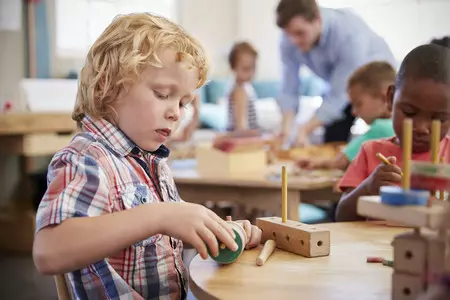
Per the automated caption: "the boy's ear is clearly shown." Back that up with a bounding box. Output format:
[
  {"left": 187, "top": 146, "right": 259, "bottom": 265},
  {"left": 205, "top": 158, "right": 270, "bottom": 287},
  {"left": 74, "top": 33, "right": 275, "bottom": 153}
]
[{"left": 386, "top": 85, "right": 395, "bottom": 112}]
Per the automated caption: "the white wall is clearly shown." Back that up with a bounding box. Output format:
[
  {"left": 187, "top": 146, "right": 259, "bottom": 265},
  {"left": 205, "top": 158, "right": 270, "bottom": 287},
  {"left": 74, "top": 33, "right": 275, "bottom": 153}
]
[
  {"left": 237, "top": 0, "right": 450, "bottom": 80},
  {"left": 48, "top": 0, "right": 239, "bottom": 78},
  {"left": 179, "top": 0, "right": 238, "bottom": 78}
]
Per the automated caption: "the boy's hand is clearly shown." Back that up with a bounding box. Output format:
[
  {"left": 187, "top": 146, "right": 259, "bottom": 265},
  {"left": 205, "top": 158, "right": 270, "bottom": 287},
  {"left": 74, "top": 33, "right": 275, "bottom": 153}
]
[
  {"left": 363, "top": 156, "right": 402, "bottom": 195},
  {"left": 159, "top": 203, "right": 238, "bottom": 260},
  {"left": 234, "top": 220, "right": 262, "bottom": 249}
]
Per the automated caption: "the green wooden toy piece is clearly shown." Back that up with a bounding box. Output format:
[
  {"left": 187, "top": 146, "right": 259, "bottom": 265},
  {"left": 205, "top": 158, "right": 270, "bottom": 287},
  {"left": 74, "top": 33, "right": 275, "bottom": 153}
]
[{"left": 207, "top": 222, "right": 247, "bottom": 264}]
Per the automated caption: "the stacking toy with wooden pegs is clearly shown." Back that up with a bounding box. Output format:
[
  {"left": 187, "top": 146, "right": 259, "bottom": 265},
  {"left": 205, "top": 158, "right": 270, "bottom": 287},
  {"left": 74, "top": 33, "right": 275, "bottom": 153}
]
[
  {"left": 207, "top": 216, "right": 248, "bottom": 264},
  {"left": 409, "top": 120, "right": 450, "bottom": 199},
  {"left": 356, "top": 119, "right": 450, "bottom": 300},
  {"left": 255, "top": 166, "right": 330, "bottom": 263},
  {"left": 380, "top": 119, "right": 430, "bottom": 206}
]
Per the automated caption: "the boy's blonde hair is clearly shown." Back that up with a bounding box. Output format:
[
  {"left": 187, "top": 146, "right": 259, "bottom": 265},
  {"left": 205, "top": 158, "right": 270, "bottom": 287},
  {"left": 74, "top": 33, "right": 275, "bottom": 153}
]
[
  {"left": 348, "top": 61, "right": 396, "bottom": 96},
  {"left": 73, "top": 13, "right": 209, "bottom": 123}
]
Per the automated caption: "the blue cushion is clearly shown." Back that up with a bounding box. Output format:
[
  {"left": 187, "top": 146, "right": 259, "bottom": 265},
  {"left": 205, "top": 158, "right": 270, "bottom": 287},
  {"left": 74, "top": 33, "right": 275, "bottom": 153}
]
[
  {"left": 298, "top": 203, "right": 327, "bottom": 224},
  {"left": 252, "top": 80, "right": 280, "bottom": 99},
  {"left": 205, "top": 80, "right": 229, "bottom": 104},
  {"left": 300, "top": 74, "right": 328, "bottom": 96},
  {"left": 197, "top": 86, "right": 207, "bottom": 103},
  {"left": 199, "top": 104, "right": 227, "bottom": 130}
]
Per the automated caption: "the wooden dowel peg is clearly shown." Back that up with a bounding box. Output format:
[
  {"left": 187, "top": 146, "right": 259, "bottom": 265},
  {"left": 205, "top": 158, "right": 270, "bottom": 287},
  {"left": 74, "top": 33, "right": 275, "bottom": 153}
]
[
  {"left": 440, "top": 157, "right": 445, "bottom": 200},
  {"left": 256, "top": 239, "right": 276, "bottom": 266},
  {"left": 402, "top": 119, "right": 412, "bottom": 191},
  {"left": 281, "top": 166, "right": 287, "bottom": 223}
]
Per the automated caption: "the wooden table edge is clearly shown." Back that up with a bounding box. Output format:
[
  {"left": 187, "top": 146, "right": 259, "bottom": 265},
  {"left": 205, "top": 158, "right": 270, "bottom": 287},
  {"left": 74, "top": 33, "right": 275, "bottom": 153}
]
[{"left": 189, "top": 272, "right": 219, "bottom": 300}]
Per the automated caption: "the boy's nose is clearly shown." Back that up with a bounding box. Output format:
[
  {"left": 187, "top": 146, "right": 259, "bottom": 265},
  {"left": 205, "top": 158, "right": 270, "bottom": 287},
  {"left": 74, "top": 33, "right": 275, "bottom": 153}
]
[
  {"left": 166, "top": 105, "right": 180, "bottom": 121},
  {"left": 413, "top": 118, "right": 430, "bottom": 135}
]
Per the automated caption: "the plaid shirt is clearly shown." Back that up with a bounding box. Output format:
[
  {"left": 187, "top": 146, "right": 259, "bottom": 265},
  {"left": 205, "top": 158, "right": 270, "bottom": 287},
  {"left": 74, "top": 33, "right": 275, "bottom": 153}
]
[{"left": 36, "top": 115, "right": 187, "bottom": 300}]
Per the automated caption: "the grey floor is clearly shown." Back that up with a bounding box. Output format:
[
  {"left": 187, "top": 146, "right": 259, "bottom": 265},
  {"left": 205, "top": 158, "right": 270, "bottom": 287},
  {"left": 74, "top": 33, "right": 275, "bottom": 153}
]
[{"left": 0, "top": 249, "right": 198, "bottom": 300}]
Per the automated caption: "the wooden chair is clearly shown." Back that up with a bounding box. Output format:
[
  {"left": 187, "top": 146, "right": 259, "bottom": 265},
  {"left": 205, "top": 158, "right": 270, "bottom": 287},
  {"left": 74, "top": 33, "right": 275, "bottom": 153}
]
[{"left": 54, "top": 274, "right": 71, "bottom": 300}]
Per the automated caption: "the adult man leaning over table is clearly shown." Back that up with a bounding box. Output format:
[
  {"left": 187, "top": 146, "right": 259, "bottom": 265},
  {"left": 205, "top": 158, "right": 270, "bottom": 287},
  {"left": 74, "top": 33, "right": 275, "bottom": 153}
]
[{"left": 275, "top": 0, "right": 397, "bottom": 147}]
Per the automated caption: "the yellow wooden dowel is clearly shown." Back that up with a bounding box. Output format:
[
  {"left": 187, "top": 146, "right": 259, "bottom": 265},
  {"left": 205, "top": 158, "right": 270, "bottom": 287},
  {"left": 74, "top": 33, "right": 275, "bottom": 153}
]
[
  {"left": 281, "top": 166, "right": 287, "bottom": 223},
  {"left": 402, "top": 119, "right": 412, "bottom": 190},
  {"left": 440, "top": 157, "right": 445, "bottom": 201},
  {"left": 431, "top": 120, "right": 441, "bottom": 197},
  {"left": 431, "top": 120, "right": 441, "bottom": 164}
]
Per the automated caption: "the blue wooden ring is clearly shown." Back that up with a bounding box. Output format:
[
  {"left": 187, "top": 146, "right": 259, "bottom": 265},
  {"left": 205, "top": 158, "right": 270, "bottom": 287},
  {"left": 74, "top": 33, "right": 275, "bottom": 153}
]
[{"left": 380, "top": 186, "right": 429, "bottom": 206}]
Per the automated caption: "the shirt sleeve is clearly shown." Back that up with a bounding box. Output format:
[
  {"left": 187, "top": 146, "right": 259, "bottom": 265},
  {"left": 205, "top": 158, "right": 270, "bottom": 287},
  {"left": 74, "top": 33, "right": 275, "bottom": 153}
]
[
  {"left": 343, "top": 126, "right": 377, "bottom": 161},
  {"left": 314, "top": 36, "right": 369, "bottom": 125},
  {"left": 343, "top": 121, "right": 395, "bottom": 161},
  {"left": 36, "top": 151, "right": 112, "bottom": 233},
  {"left": 276, "top": 34, "right": 302, "bottom": 114},
  {"left": 338, "top": 143, "right": 370, "bottom": 191}
]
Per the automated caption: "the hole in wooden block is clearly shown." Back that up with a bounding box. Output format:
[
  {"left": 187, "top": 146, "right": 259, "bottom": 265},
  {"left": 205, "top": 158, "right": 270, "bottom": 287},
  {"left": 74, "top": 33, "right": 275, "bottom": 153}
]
[
  {"left": 300, "top": 240, "right": 304, "bottom": 246},
  {"left": 285, "top": 235, "right": 290, "bottom": 242},
  {"left": 272, "top": 232, "right": 277, "bottom": 239},
  {"left": 317, "top": 241, "right": 323, "bottom": 247},
  {"left": 405, "top": 250, "right": 413, "bottom": 260},
  {"left": 403, "top": 287, "right": 411, "bottom": 296}
]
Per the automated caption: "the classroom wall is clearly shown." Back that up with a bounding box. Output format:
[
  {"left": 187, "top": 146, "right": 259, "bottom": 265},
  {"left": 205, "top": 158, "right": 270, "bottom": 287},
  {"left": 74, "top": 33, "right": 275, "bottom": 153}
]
[
  {"left": 0, "top": 17, "right": 25, "bottom": 205},
  {"left": 48, "top": 0, "right": 239, "bottom": 79}
]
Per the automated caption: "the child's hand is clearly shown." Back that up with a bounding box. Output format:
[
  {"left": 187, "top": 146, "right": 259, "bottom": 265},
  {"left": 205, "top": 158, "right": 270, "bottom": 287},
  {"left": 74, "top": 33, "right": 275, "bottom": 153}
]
[
  {"left": 234, "top": 220, "right": 262, "bottom": 249},
  {"left": 159, "top": 203, "right": 238, "bottom": 260},
  {"left": 363, "top": 156, "right": 402, "bottom": 195}
]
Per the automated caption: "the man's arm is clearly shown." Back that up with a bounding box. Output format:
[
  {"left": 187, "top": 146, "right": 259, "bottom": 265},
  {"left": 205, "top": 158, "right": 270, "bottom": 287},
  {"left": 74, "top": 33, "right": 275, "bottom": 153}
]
[
  {"left": 299, "top": 36, "right": 369, "bottom": 137},
  {"left": 276, "top": 35, "right": 301, "bottom": 141}
]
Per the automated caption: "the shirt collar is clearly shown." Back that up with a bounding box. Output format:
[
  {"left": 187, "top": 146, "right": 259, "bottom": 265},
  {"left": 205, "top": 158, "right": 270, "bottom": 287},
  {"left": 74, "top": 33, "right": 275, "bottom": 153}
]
[{"left": 80, "top": 114, "right": 170, "bottom": 159}]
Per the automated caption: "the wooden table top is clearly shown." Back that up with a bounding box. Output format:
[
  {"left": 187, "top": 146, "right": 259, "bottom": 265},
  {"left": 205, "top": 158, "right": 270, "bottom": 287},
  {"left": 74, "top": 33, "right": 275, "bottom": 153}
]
[
  {"left": 189, "top": 221, "right": 409, "bottom": 300},
  {"left": 170, "top": 159, "right": 339, "bottom": 191},
  {"left": 0, "top": 113, "right": 76, "bottom": 135}
]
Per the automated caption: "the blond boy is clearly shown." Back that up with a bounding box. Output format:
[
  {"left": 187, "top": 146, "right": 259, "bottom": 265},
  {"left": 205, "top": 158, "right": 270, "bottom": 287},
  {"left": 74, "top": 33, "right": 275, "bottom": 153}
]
[{"left": 33, "top": 13, "right": 261, "bottom": 299}]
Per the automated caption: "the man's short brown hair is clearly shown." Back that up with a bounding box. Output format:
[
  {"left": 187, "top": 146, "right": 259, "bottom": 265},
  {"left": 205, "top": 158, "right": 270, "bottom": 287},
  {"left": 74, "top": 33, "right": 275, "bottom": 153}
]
[
  {"left": 228, "top": 41, "right": 258, "bottom": 69},
  {"left": 348, "top": 61, "right": 396, "bottom": 96},
  {"left": 276, "top": 0, "right": 319, "bottom": 28}
]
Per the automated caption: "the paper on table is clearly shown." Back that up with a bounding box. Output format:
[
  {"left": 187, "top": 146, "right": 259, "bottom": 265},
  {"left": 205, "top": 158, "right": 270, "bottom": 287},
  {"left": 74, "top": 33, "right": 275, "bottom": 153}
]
[{"left": 20, "top": 79, "right": 78, "bottom": 112}]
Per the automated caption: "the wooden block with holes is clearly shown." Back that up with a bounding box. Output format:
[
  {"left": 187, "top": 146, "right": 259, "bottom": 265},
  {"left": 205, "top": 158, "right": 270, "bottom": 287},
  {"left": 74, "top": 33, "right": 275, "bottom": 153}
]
[
  {"left": 427, "top": 234, "right": 447, "bottom": 275},
  {"left": 392, "top": 232, "right": 427, "bottom": 275},
  {"left": 256, "top": 217, "right": 330, "bottom": 258},
  {"left": 392, "top": 272, "right": 425, "bottom": 300}
]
